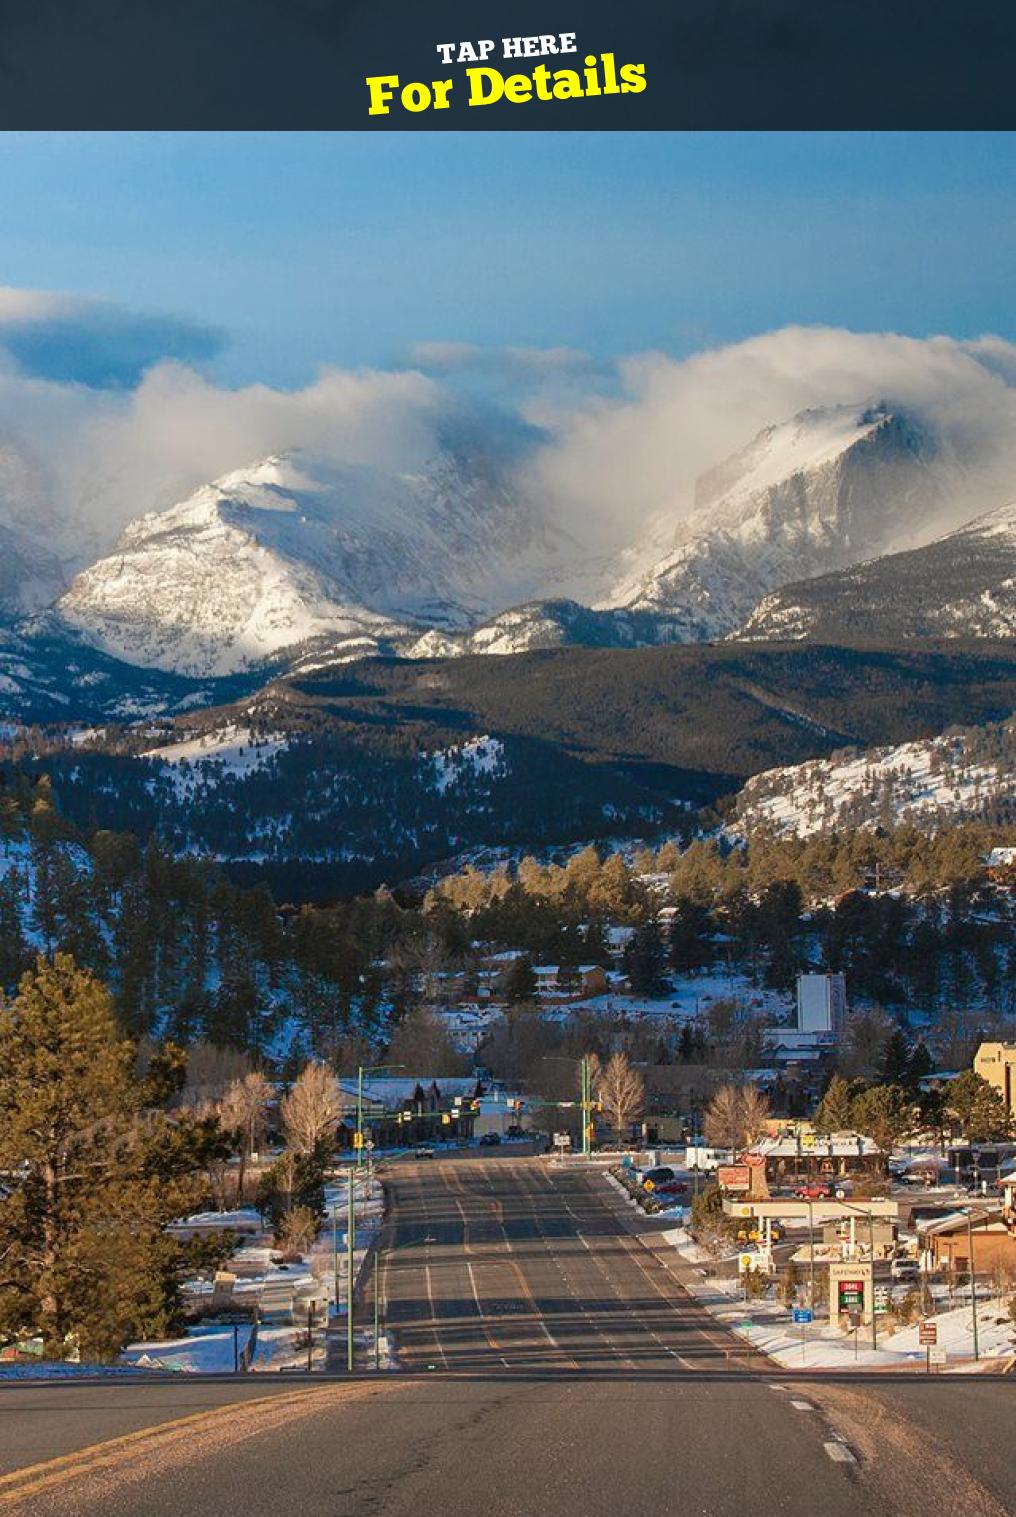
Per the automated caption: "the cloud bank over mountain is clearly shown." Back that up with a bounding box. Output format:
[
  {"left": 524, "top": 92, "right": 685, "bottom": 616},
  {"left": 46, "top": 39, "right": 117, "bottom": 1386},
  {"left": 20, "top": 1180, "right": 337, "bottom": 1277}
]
[{"left": 1, "top": 289, "right": 1016, "bottom": 570}]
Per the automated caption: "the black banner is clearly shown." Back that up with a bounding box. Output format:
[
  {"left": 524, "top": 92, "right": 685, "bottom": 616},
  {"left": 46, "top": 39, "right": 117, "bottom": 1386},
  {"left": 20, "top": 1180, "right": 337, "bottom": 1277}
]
[{"left": 0, "top": 0, "right": 1013, "bottom": 128}]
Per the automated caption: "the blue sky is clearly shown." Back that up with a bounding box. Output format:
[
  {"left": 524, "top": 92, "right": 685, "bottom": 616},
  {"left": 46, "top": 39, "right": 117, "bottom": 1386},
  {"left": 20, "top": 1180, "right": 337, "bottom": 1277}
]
[{"left": 0, "top": 131, "right": 1012, "bottom": 386}]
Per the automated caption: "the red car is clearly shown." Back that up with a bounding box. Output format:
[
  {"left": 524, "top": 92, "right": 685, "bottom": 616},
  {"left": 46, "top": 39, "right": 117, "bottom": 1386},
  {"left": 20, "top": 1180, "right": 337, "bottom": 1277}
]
[{"left": 794, "top": 1182, "right": 831, "bottom": 1200}]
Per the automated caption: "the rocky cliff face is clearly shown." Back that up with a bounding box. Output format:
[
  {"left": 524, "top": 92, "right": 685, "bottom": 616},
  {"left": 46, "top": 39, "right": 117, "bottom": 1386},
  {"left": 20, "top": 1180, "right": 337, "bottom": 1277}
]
[{"left": 602, "top": 405, "right": 961, "bottom": 638}]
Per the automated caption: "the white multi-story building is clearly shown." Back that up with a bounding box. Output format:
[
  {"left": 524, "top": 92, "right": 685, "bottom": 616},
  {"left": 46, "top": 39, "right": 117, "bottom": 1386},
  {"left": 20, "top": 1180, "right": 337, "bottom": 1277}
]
[{"left": 796, "top": 973, "right": 847, "bottom": 1037}]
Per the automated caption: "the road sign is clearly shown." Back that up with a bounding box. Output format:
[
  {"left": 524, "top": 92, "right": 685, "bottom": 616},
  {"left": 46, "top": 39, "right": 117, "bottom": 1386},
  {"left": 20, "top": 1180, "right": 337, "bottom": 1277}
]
[
  {"left": 874, "top": 1286, "right": 891, "bottom": 1315},
  {"left": 738, "top": 1252, "right": 756, "bottom": 1273},
  {"left": 553, "top": 1132, "right": 571, "bottom": 1149},
  {"left": 918, "top": 1321, "right": 938, "bottom": 1346},
  {"left": 928, "top": 1346, "right": 947, "bottom": 1366},
  {"left": 792, "top": 1308, "right": 813, "bottom": 1324}
]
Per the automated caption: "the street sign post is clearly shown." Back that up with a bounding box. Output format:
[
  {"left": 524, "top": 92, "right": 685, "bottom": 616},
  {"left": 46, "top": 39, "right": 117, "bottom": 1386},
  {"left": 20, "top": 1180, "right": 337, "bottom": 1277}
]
[
  {"left": 919, "top": 1319, "right": 938, "bottom": 1373},
  {"left": 792, "top": 1305, "right": 813, "bottom": 1361}
]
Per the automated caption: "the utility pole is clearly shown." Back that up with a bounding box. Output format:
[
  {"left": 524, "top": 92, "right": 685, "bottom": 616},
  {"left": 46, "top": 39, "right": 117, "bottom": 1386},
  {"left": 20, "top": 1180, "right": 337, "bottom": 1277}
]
[
  {"left": 868, "top": 1211, "right": 877, "bottom": 1353},
  {"left": 374, "top": 1250, "right": 381, "bottom": 1370},
  {"left": 585, "top": 1055, "right": 594, "bottom": 1158},
  {"left": 967, "top": 1211, "right": 980, "bottom": 1361},
  {"left": 356, "top": 1064, "right": 365, "bottom": 1170},
  {"left": 808, "top": 1198, "right": 816, "bottom": 1316},
  {"left": 347, "top": 1169, "right": 356, "bottom": 1372},
  {"left": 332, "top": 1198, "right": 339, "bottom": 1314},
  {"left": 307, "top": 1301, "right": 314, "bottom": 1372}
]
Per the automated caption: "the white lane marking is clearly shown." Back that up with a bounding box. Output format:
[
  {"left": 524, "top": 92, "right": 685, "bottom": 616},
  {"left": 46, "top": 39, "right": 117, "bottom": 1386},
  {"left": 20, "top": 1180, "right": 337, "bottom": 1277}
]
[
  {"left": 791, "top": 1400, "right": 816, "bottom": 1411},
  {"left": 550, "top": 1180, "right": 700, "bottom": 1369},
  {"left": 824, "top": 1442, "right": 857, "bottom": 1464},
  {"left": 455, "top": 1176, "right": 574, "bottom": 1366},
  {"left": 513, "top": 1168, "right": 635, "bottom": 1370}
]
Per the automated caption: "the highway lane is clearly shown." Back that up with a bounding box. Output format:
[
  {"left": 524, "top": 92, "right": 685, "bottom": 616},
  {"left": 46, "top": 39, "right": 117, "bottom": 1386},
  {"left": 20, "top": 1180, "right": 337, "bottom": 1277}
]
[
  {"left": 0, "top": 1152, "right": 1012, "bottom": 1516},
  {"left": 381, "top": 1155, "right": 747, "bottom": 1373}
]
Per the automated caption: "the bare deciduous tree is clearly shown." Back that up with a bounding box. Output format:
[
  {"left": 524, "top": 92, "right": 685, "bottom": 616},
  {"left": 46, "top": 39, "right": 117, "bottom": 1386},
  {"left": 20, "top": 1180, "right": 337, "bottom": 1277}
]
[
  {"left": 703, "top": 1083, "right": 771, "bottom": 1153},
  {"left": 387, "top": 1007, "right": 468, "bottom": 1076},
  {"left": 274, "top": 1205, "right": 319, "bottom": 1256},
  {"left": 221, "top": 1070, "right": 273, "bottom": 1202},
  {"left": 597, "top": 1052, "right": 645, "bottom": 1149},
  {"left": 281, "top": 1062, "right": 344, "bottom": 1156}
]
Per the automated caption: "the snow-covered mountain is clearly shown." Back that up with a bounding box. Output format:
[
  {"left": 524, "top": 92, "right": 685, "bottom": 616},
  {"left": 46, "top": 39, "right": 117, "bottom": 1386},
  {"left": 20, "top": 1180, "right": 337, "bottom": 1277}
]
[
  {"left": 602, "top": 405, "right": 962, "bottom": 639},
  {"left": 0, "top": 398, "right": 1008, "bottom": 692},
  {"left": 739, "top": 499, "right": 1016, "bottom": 643},
  {"left": 58, "top": 451, "right": 578, "bottom": 677},
  {"left": 731, "top": 716, "right": 1016, "bottom": 839}
]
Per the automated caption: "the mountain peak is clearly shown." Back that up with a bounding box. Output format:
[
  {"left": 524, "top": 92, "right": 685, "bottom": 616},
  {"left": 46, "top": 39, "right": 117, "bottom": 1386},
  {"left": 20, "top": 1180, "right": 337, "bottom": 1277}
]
[{"left": 600, "top": 401, "right": 957, "bottom": 638}]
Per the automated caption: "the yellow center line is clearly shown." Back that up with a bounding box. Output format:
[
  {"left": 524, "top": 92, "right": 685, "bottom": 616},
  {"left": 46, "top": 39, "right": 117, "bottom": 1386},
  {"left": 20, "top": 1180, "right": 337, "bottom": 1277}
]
[{"left": 0, "top": 1383, "right": 373, "bottom": 1506}]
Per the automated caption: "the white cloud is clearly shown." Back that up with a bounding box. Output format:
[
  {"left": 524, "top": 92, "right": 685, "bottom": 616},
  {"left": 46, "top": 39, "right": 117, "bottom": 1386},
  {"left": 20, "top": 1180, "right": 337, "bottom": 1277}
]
[{"left": 523, "top": 326, "right": 1016, "bottom": 549}]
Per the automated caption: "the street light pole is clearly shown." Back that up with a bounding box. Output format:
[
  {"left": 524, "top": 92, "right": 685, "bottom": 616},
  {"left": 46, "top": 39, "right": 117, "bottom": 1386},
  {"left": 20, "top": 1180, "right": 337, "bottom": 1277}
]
[
  {"left": 346, "top": 1167, "right": 355, "bottom": 1372},
  {"left": 966, "top": 1211, "right": 980, "bottom": 1361},
  {"left": 374, "top": 1249, "right": 380, "bottom": 1371},
  {"left": 332, "top": 1197, "right": 339, "bottom": 1313},
  {"left": 868, "top": 1211, "right": 877, "bottom": 1353},
  {"left": 355, "top": 1062, "right": 405, "bottom": 1166},
  {"left": 356, "top": 1064, "right": 365, "bottom": 1170},
  {"left": 585, "top": 1055, "right": 594, "bottom": 1158}
]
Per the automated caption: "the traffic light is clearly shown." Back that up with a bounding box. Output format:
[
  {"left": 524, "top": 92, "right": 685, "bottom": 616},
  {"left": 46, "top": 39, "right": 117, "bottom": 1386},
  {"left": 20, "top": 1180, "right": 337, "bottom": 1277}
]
[{"left": 441, "top": 1112, "right": 451, "bottom": 1125}]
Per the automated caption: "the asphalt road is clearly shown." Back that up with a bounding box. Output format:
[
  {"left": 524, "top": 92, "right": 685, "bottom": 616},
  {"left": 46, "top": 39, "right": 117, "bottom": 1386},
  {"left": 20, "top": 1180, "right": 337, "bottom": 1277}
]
[{"left": 0, "top": 1152, "right": 1012, "bottom": 1516}]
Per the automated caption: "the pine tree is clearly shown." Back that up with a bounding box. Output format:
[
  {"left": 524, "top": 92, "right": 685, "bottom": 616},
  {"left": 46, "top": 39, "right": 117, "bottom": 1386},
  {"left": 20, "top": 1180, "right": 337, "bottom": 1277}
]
[
  {"left": 623, "top": 920, "right": 667, "bottom": 996},
  {"left": 880, "top": 1029, "right": 913, "bottom": 1086},
  {"left": 0, "top": 955, "right": 230, "bottom": 1360},
  {"left": 504, "top": 954, "right": 537, "bottom": 1005},
  {"left": 944, "top": 1070, "right": 1012, "bottom": 1143},
  {"left": 813, "top": 1075, "right": 861, "bottom": 1133}
]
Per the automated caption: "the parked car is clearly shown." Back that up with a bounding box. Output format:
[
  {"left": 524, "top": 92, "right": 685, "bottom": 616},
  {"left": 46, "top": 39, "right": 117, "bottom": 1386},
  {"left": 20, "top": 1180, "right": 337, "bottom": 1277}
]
[
  {"left": 890, "top": 1257, "right": 921, "bottom": 1281},
  {"left": 478, "top": 1132, "right": 502, "bottom": 1147},
  {"left": 794, "top": 1182, "right": 831, "bottom": 1200},
  {"left": 413, "top": 1144, "right": 436, "bottom": 1159},
  {"left": 653, "top": 1179, "right": 689, "bottom": 1198},
  {"left": 641, "top": 1165, "right": 677, "bottom": 1189}
]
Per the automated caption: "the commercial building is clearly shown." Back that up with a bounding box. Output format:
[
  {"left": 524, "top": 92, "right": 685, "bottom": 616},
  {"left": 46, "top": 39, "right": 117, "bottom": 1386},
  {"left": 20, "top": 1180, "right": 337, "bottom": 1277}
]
[
  {"left": 973, "top": 1041, "right": 1016, "bottom": 1118},
  {"left": 744, "top": 1128, "right": 884, "bottom": 1185}
]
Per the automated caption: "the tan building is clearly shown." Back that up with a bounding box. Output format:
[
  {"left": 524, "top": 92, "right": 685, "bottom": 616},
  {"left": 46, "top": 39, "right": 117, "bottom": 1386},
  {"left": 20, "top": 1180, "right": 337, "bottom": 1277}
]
[
  {"left": 919, "top": 1208, "right": 1016, "bottom": 1275},
  {"left": 973, "top": 1042, "right": 1016, "bottom": 1117}
]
